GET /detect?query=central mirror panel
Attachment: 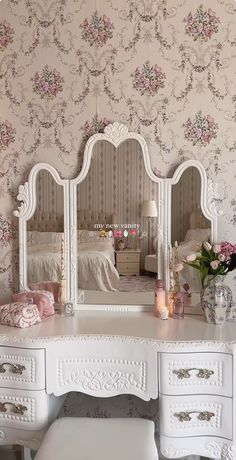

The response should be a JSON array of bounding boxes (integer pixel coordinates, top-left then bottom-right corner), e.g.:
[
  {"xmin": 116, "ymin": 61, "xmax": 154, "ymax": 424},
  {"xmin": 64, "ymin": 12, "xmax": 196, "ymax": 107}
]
[{"xmin": 76, "ymin": 138, "xmax": 160, "ymax": 306}]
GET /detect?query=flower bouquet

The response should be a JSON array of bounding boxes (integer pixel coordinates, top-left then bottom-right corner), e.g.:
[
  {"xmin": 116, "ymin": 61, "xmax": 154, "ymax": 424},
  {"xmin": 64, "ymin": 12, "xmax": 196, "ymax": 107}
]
[{"xmin": 175, "ymin": 241, "xmax": 236, "ymax": 324}]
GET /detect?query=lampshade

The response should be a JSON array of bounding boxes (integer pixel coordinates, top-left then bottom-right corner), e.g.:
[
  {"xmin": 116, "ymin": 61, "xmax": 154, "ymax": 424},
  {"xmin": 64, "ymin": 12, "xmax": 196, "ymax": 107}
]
[{"xmin": 141, "ymin": 200, "xmax": 157, "ymax": 217}]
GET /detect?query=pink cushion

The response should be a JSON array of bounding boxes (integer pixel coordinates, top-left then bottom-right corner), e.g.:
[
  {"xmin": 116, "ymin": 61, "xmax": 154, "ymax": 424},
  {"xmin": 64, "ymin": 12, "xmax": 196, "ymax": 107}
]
[
  {"xmin": 12, "ymin": 290, "xmax": 55, "ymax": 319},
  {"xmin": 0, "ymin": 302, "xmax": 41, "ymax": 328},
  {"xmin": 30, "ymin": 282, "xmax": 60, "ymax": 303}
]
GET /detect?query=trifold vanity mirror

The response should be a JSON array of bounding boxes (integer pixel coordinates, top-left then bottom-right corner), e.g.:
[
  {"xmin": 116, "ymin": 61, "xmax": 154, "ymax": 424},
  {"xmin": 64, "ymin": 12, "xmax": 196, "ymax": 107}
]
[{"xmin": 14, "ymin": 122, "xmax": 218, "ymax": 312}]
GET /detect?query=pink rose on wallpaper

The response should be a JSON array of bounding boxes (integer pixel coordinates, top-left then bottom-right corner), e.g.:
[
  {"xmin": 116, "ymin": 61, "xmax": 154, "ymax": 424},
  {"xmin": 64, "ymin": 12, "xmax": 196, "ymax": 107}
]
[
  {"xmin": 183, "ymin": 111, "xmax": 218, "ymax": 147},
  {"xmin": 184, "ymin": 5, "xmax": 220, "ymax": 42},
  {"xmin": 131, "ymin": 61, "xmax": 166, "ymax": 96},
  {"xmin": 32, "ymin": 65, "xmax": 64, "ymax": 100},
  {"xmin": 0, "ymin": 215, "xmax": 17, "ymax": 246},
  {"xmin": 0, "ymin": 120, "xmax": 16, "ymax": 150},
  {"xmin": 153, "ymin": 167, "xmax": 163, "ymax": 178},
  {"xmin": 81, "ymin": 115, "xmax": 111, "ymax": 141},
  {"xmin": 80, "ymin": 12, "xmax": 114, "ymax": 47},
  {"xmin": 0, "ymin": 21, "xmax": 14, "ymax": 51}
]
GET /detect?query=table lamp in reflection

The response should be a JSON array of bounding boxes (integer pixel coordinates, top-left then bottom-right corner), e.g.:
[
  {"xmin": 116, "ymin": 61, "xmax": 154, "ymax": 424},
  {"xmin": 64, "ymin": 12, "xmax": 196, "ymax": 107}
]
[{"xmin": 141, "ymin": 200, "xmax": 158, "ymax": 255}]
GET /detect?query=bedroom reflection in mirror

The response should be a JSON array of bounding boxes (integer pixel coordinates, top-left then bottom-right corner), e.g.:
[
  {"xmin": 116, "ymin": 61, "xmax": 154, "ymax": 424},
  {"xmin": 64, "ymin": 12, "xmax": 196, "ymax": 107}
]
[
  {"xmin": 27, "ymin": 170, "xmax": 64, "ymax": 291},
  {"xmin": 171, "ymin": 166, "xmax": 211, "ymax": 294},
  {"xmin": 77, "ymin": 139, "xmax": 159, "ymax": 305}
]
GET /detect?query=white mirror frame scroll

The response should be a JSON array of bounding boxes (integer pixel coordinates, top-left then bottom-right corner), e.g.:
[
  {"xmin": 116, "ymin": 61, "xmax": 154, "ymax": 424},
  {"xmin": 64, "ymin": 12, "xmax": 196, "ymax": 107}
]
[
  {"xmin": 14, "ymin": 163, "xmax": 70, "ymax": 300},
  {"xmin": 70, "ymin": 122, "xmax": 164, "ymax": 310},
  {"xmin": 164, "ymin": 159, "xmax": 218, "ymax": 303}
]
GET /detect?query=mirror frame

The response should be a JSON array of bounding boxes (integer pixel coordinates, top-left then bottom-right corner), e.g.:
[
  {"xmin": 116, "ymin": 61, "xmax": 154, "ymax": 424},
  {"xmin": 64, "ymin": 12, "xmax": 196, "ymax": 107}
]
[
  {"xmin": 164, "ymin": 159, "xmax": 218, "ymax": 309},
  {"xmin": 14, "ymin": 125, "xmax": 220, "ymax": 312},
  {"xmin": 14, "ymin": 163, "xmax": 70, "ymax": 300},
  {"xmin": 70, "ymin": 122, "xmax": 164, "ymax": 309}
]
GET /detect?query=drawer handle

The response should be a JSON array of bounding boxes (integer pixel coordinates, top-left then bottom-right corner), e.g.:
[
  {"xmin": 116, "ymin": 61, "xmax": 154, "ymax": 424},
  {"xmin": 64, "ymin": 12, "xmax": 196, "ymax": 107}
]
[
  {"xmin": 0, "ymin": 363, "xmax": 26, "ymax": 375},
  {"xmin": 174, "ymin": 410, "xmax": 215, "ymax": 422},
  {"xmin": 0, "ymin": 402, "xmax": 27, "ymax": 415},
  {"xmin": 173, "ymin": 368, "xmax": 214, "ymax": 380}
]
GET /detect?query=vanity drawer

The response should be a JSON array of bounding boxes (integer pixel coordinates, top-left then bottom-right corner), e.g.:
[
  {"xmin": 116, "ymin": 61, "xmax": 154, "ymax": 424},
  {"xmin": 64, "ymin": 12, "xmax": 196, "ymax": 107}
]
[
  {"xmin": 0, "ymin": 347, "xmax": 45, "ymax": 390},
  {"xmin": 116, "ymin": 262, "xmax": 140, "ymax": 275},
  {"xmin": 160, "ymin": 394, "xmax": 232, "ymax": 440},
  {"xmin": 46, "ymin": 339, "xmax": 158, "ymax": 400},
  {"xmin": 160, "ymin": 352, "xmax": 232, "ymax": 397},
  {"xmin": 0, "ymin": 387, "xmax": 52, "ymax": 431}
]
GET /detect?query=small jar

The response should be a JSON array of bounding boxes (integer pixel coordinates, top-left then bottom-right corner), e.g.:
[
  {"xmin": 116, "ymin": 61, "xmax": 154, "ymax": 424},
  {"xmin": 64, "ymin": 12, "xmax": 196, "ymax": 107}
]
[{"xmin": 173, "ymin": 294, "xmax": 184, "ymax": 319}]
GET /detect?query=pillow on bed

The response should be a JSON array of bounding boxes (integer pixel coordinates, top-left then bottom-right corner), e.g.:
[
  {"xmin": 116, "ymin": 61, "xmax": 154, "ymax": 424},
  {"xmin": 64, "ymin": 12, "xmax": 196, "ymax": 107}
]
[
  {"xmin": 184, "ymin": 228, "xmax": 211, "ymax": 243},
  {"xmin": 27, "ymin": 231, "xmax": 63, "ymax": 245},
  {"xmin": 78, "ymin": 229, "xmax": 114, "ymax": 245}
]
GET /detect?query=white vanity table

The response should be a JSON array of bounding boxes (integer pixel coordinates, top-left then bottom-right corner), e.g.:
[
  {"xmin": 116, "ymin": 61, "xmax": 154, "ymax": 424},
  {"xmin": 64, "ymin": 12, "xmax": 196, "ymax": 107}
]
[
  {"xmin": 0, "ymin": 312, "xmax": 235, "ymax": 460},
  {"xmin": 8, "ymin": 121, "xmax": 231, "ymax": 458}
]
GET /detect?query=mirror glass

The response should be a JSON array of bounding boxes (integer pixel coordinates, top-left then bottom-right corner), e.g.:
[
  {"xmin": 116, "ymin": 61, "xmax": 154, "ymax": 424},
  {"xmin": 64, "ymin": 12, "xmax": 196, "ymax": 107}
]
[
  {"xmin": 27, "ymin": 170, "xmax": 64, "ymax": 288},
  {"xmin": 77, "ymin": 139, "xmax": 159, "ymax": 305},
  {"xmin": 171, "ymin": 166, "xmax": 211, "ymax": 299}
]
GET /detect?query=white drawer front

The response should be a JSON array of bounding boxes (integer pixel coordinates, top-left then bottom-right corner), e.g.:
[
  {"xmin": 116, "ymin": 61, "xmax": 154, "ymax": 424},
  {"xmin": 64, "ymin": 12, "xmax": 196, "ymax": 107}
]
[
  {"xmin": 0, "ymin": 347, "xmax": 45, "ymax": 390},
  {"xmin": 160, "ymin": 352, "xmax": 232, "ymax": 396},
  {"xmin": 46, "ymin": 339, "xmax": 158, "ymax": 400},
  {"xmin": 160, "ymin": 394, "xmax": 232, "ymax": 440},
  {"xmin": 0, "ymin": 388, "xmax": 51, "ymax": 430}
]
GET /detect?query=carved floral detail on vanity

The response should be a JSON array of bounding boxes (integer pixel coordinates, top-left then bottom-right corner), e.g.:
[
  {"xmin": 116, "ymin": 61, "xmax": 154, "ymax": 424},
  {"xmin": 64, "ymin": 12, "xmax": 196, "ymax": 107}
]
[
  {"xmin": 162, "ymin": 442, "xmax": 235, "ymax": 460},
  {"xmin": 205, "ymin": 442, "xmax": 236, "ymax": 460},
  {"xmin": 57, "ymin": 358, "xmax": 146, "ymax": 393}
]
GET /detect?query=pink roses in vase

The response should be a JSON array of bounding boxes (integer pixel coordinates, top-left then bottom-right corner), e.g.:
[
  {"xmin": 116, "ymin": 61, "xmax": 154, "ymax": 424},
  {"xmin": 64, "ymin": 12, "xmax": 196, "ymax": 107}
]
[
  {"xmin": 175, "ymin": 241, "xmax": 236, "ymax": 288},
  {"xmin": 175, "ymin": 241, "xmax": 236, "ymax": 324}
]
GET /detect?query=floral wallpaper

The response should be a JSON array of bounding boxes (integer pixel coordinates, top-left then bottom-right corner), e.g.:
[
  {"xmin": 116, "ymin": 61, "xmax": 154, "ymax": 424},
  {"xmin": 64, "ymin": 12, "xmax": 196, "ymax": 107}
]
[
  {"xmin": 1, "ymin": 0, "xmax": 235, "ymax": 302},
  {"xmin": 0, "ymin": 0, "xmax": 236, "ymax": 454},
  {"xmin": 0, "ymin": 0, "xmax": 235, "ymax": 300}
]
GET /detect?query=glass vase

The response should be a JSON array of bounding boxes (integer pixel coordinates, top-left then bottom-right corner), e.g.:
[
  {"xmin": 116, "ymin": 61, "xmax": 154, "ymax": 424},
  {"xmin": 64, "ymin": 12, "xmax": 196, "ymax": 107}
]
[{"xmin": 201, "ymin": 275, "xmax": 232, "ymax": 325}]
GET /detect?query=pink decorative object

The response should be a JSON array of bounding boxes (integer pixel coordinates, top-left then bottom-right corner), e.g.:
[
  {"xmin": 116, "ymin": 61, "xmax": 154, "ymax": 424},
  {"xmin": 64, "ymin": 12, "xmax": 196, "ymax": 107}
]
[
  {"xmin": 0, "ymin": 302, "xmax": 41, "ymax": 328},
  {"xmin": 30, "ymin": 281, "xmax": 60, "ymax": 302},
  {"xmin": 13, "ymin": 290, "xmax": 55, "ymax": 319}
]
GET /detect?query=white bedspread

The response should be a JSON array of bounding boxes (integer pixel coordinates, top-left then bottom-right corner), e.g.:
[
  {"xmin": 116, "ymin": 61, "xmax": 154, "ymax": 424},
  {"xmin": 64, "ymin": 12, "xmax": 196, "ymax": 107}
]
[
  {"xmin": 27, "ymin": 241, "xmax": 119, "ymax": 292},
  {"xmin": 78, "ymin": 242, "xmax": 119, "ymax": 291},
  {"xmin": 27, "ymin": 243, "xmax": 61, "ymax": 284}
]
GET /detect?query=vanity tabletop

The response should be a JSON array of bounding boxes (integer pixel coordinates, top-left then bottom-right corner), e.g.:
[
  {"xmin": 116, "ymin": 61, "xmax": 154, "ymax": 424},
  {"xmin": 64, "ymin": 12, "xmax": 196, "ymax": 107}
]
[{"xmin": 0, "ymin": 311, "xmax": 236, "ymax": 350}]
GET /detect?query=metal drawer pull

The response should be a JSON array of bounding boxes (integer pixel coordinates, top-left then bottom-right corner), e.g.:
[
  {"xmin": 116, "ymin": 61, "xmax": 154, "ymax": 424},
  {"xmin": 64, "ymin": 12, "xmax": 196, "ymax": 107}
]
[
  {"xmin": 174, "ymin": 410, "xmax": 215, "ymax": 422},
  {"xmin": 0, "ymin": 402, "xmax": 27, "ymax": 415},
  {"xmin": 173, "ymin": 368, "xmax": 214, "ymax": 380},
  {"xmin": 0, "ymin": 363, "xmax": 26, "ymax": 375}
]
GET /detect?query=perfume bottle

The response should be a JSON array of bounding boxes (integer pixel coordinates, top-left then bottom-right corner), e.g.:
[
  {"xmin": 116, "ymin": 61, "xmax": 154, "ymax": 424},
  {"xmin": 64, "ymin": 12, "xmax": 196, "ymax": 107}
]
[
  {"xmin": 154, "ymin": 279, "xmax": 165, "ymax": 317},
  {"xmin": 173, "ymin": 293, "xmax": 184, "ymax": 319}
]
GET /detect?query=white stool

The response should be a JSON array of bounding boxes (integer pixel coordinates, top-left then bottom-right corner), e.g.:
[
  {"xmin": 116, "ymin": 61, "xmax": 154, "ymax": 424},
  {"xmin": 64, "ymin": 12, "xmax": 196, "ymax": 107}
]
[{"xmin": 34, "ymin": 417, "xmax": 158, "ymax": 460}]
